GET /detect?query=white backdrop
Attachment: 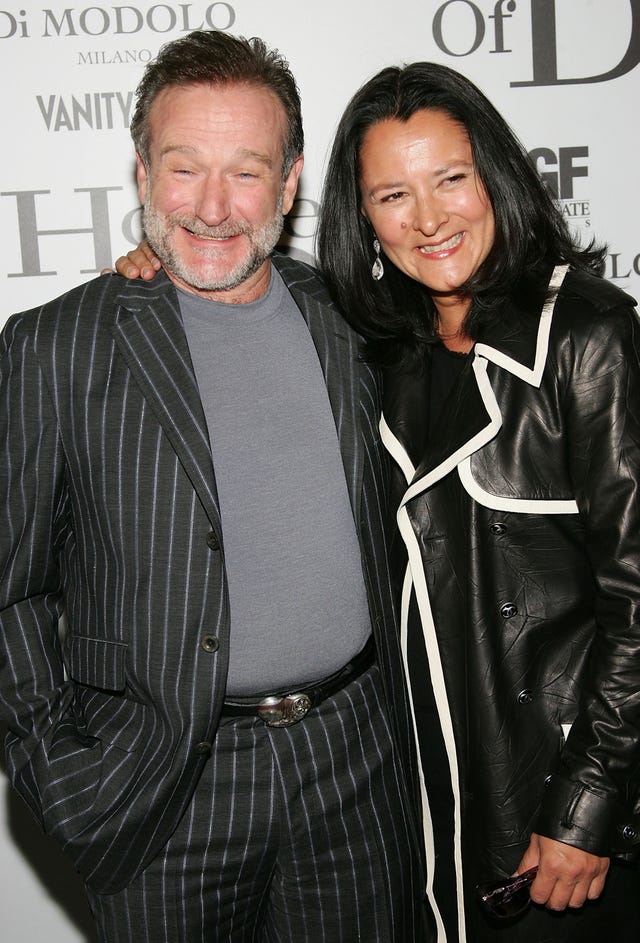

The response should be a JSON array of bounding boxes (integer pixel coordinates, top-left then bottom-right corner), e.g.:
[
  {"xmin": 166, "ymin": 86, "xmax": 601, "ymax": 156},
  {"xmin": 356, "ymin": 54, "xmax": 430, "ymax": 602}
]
[{"xmin": 1, "ymin": 1, "xmax": 639, "ymax": 939}]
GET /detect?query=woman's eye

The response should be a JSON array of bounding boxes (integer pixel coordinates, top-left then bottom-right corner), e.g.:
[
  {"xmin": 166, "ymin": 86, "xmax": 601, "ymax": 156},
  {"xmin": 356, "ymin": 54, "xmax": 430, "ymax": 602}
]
[{"xmin": 381, "ymin": 191, "xmax": 405, "ymax": 203}]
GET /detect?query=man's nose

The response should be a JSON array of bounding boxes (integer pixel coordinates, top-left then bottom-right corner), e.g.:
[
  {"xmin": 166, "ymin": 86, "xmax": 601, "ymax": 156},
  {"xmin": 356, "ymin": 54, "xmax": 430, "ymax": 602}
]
[{"xmin": 195, "ymin": 175, "xmax": 231, "ymax": 226}]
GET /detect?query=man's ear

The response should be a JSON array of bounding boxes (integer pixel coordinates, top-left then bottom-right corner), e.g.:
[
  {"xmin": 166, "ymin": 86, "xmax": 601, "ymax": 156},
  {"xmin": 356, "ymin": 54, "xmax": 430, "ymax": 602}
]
[
  {"xmin": 136, "ymin": 152, "xmax": 148, "ymax": 205},
  {"xmin": 281, "ymin": 154, "xmax": 304, "ymax": 216}
]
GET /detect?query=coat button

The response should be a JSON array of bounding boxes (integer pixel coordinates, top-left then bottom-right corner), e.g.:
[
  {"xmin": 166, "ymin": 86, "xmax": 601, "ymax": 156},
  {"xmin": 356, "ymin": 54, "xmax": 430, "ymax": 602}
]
[
  {"xmin": 490, "ymin": 522, "xmax": 508, "ymax": 536},
  {"xmin": 201, "ymin": 635, "xmax": 219, "ymax": 653},
  {"xmin": 517, "ymin": 689, "xmax": 534, "ymax": 704},
  {"xmin": 500, "ymin": 602, "xmax": 518, "ymax": 619},
  {"xmin": 622, "ymin": 825, "xmax": 637, "ymax": 841},
  {"xmin": 206, "ymin": 531, "xmax": 220, "ymax": 550},
  {"xmin": 195, "ymin": 741, "xmax": 212, "ymax": 756},
  {"xmin": 544, "ymin": 775, "xmax": 553, "ymax": 786}
]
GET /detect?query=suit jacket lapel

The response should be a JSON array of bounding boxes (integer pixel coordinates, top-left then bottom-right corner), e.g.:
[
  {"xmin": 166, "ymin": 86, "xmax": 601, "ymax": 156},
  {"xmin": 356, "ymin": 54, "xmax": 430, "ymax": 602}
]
[
  {"xmin": 111, "ymin": 274, "xmax": 220, "ymax": 528},
  {"xmin": 273, "ymin": 254, "xmax": 363, "ymax": 520},
  {"xmin": 111, "ymin": 259, "xmax": 365, "ymax": 532}
]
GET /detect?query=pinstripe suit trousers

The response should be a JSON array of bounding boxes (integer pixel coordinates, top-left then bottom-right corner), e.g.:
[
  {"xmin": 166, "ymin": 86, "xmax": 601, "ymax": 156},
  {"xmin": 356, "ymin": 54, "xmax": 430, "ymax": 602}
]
[{"xmin": 85, "ymin": 664, "xmax": 421, "ymax": 942}]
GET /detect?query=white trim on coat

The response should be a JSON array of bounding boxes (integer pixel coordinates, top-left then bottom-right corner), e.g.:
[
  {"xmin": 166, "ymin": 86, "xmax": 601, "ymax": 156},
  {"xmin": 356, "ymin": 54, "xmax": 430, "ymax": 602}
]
[
  {"xmin": 456, "ymin": 266, "xmax": 578, "ymax": 514},
  {"xmin": 400, "ymin": 355, "xmax": 502, "ymax": 506},
  {"xmin": 380, "ymin": 415, "xmax": 467, "ymax": 943},
  {"xmin": 473, "ymin": 264, "xmax": 568, "ymax": 386},
  {"xmin": 397, "ymin": 504, "xmax": 467, "ymax": 943},
  {"xmin": 381, "ymin": 265, "xmax": 572, "ymax": 943},
  {"xmin": 458, "ymin": 453, "xmax": 579, "ymax": 513},
  {"xmin": 399, "ymin": 567, "xmax": 449, "ymax": 943}
]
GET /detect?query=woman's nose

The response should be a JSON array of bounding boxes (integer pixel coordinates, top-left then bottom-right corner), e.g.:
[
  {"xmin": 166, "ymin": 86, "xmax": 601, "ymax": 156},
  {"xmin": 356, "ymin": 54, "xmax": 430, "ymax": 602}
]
[{"xmin": 412, "ymin": 195, "xmax": 447, "ymax": 236}]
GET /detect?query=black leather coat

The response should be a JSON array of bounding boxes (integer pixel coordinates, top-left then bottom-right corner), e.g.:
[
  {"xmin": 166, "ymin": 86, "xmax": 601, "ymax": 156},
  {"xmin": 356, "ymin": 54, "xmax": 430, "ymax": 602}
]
[{"xmin": 382, "ymin": 266, "xmax": 640, "ymax": 942}]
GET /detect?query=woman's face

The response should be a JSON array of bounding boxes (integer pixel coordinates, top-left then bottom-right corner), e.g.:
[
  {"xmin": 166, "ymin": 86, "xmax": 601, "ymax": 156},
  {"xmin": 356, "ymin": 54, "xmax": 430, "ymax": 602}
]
[{"xmin": 359, "ymin": 108, "xmax": 495, "ymax": 321}]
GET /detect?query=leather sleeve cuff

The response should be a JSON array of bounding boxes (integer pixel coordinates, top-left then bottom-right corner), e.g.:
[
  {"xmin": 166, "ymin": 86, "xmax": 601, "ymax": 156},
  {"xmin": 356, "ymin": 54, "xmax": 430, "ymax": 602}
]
[{"xmin": 534, "ymin": 774, "xmax": 640, "ymax": 857}]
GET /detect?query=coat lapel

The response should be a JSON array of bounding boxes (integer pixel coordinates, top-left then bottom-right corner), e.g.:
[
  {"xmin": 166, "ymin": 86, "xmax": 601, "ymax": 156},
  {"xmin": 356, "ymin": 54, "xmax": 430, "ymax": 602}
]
[
  {"xmin": 111, "ymin": 274, "xmax": 220, "ymax": 529},
  {"xmin": 383, "ymin": 265, "xmax": 569, "ymax": 501},
  {"xmin": 415, "ymin": 356, "xmax": 496, "ymax": 483},
  {"xmin": 382, "ymin": 354, "xmax": 498, "ymax": 499}
]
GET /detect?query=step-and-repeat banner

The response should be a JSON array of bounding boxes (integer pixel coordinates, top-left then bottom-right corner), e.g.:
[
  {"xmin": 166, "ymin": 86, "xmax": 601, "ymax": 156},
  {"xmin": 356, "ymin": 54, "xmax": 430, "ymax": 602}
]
[{"xmin": 1, "ymin": 1, "xmax": 638, "ymax": 938}]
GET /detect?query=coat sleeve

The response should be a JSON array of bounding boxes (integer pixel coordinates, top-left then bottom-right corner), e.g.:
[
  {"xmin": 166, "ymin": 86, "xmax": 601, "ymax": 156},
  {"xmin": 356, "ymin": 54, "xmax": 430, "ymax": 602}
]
[
  {"xmin": 0, "ymin": 312, "xmax": 75, "ymax": 825},
  {"xmin": 534, "ymin": 297, "xmax": 640, "ymax": 857}
]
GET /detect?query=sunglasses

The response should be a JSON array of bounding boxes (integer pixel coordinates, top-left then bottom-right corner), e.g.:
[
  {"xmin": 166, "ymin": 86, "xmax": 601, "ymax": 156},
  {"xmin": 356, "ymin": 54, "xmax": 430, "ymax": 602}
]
[{"xmin": 475, "ymin": 866, "xmax": 538, "ymax": 919}]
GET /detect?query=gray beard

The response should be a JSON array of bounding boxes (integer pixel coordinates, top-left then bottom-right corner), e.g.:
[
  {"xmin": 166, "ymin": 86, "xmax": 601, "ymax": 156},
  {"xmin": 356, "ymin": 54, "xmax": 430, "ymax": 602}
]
[{"xmin": 142, "ymin": 195, "xmax": 284, "ymax": 293}]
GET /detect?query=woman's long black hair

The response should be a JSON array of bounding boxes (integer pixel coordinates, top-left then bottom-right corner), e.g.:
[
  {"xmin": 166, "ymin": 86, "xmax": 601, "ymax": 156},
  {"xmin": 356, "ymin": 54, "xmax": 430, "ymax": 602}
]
[{"xmin": 316, "ymin": 62, "xmax": 606, "ymax": 367}]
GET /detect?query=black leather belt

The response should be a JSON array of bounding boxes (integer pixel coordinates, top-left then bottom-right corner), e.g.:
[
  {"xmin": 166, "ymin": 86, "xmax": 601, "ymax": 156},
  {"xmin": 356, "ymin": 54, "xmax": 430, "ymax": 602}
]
[{"xmin": 221, "ymin": 636, "xmax": 375, "ymax": 727}]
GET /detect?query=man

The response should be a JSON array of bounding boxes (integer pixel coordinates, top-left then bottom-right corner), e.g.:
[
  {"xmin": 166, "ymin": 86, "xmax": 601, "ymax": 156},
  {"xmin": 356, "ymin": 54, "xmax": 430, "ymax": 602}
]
[{"xmin": 0, "ymin": 29, "xmax": 425, "ymax": 943}]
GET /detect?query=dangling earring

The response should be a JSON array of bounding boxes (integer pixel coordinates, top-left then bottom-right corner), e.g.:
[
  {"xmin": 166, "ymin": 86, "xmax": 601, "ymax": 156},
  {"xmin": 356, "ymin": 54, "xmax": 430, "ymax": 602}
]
[{"xmin": 371, "ymin": 238, "xmax": 384, "ymax": 281}]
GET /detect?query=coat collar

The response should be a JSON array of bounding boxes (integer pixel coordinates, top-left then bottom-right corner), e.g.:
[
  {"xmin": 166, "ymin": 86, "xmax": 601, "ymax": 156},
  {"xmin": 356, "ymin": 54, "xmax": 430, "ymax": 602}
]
[
  {"xmin": 382, "ymin": 264, "xmax": 568, "ymax": 497},
  {"xmin": 474, "ymin": 264, "xmax": 568, "ymax": 385}
]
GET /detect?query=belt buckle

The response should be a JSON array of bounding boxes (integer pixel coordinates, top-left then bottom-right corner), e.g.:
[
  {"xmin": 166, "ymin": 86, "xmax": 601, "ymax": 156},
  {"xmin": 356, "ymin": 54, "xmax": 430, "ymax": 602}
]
[{"xmin": 257, "ymin": 692, "xmax": 312, "ymax": 727}]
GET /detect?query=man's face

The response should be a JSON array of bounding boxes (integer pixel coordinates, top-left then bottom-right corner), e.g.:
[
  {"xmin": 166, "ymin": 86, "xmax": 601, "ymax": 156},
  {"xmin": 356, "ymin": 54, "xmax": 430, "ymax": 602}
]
[{"xmin": 136, "ymin": 82, "xmax": 303, "ymax": 303}]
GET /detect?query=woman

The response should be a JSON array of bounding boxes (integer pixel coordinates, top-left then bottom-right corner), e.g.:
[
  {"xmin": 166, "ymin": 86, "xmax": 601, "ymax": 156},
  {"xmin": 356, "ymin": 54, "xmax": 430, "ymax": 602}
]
[{"xmin": 316, "ymin": 62, "xmax": 640, "ymax": 942}]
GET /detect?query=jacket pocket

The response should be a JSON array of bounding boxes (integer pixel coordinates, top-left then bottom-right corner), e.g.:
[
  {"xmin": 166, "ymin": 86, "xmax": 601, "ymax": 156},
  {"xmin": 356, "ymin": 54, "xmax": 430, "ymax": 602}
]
[
  {"xmin": 72, "ymin": 686, "xmax": 151, "ymax": 753},
  {"xmin": 68, "ymin": 635, "xmax": 127, "ymax": 693}
]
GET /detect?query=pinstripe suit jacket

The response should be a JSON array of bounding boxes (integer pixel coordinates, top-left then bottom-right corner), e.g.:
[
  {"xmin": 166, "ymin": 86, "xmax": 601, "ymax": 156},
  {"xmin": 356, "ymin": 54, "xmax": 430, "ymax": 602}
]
[{"xmin": 0, "ymin": 253, "xmax": 419, "ymax": 895}]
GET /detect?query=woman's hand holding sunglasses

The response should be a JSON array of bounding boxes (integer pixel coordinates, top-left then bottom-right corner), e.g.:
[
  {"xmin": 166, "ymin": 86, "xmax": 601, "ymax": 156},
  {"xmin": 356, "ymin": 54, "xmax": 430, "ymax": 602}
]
[{"xmin": 476, "ymin": 832, "xmax": 610, "ymax": 922}]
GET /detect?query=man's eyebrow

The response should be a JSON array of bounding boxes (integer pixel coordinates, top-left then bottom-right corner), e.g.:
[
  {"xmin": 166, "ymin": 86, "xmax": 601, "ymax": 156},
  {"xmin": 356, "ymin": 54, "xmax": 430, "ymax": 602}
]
[
  {"xmin": 235, "ymin": 148, "xmax": 275, "ymax": 168},
  {"xmin": 159, "ymin": 143, "xmax": 275, "ymax": 168},
  {"xmin": 159, "ymin": 144, "xmax": 198, "ymax": 158}
]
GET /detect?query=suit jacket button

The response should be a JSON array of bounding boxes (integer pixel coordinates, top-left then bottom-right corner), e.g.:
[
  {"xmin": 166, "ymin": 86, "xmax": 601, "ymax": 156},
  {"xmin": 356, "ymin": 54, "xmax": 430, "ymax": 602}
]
[
  {"xmin": 195, "ymin": 741, "xmax": 212, "ymax": 756},
  {"xmin": 206, "ymin": 531, "xmax": 220, "ymax": 550},
  {"xmin": 500, "ymin": 602, "xmax": 518, "ymax": 619},
  {"xmin": 201, "ymin": 635, "xmax": 219, "ymax": 653},
  {"xmin": 622, "ymin": 825, "xmax": 637, "ymax": 841},
  {"xmin": 490, "ymin": 522, "xmax": 508, "ymax": 536},
  {"xmin": 517, "ymin": 689, "xmax": 534, "ymax": 705}
]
